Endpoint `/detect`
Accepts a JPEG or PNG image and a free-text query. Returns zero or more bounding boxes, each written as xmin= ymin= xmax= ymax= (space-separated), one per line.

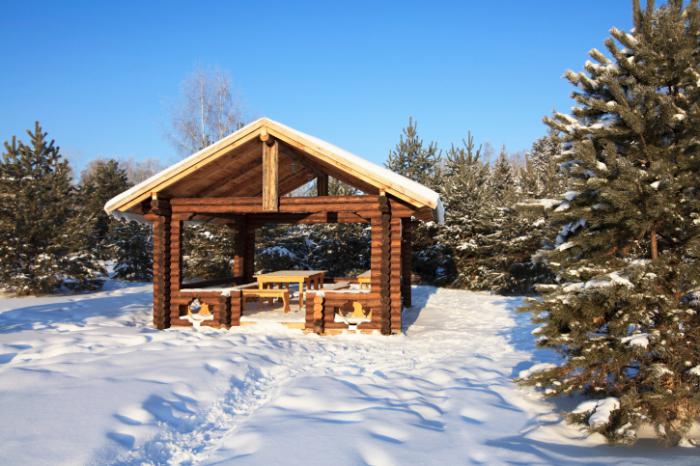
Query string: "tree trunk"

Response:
xmin=650 ymin=227 xmax=658 ymax=260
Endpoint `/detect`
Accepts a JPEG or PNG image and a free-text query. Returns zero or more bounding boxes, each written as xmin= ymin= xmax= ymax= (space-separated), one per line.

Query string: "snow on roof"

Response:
xmin=104 ymin=117 xmax=443 ymax=222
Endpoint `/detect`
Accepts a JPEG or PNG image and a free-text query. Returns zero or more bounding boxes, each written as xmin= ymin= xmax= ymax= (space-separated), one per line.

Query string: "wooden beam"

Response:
xmin=247 ymin=211 xmax=371 ymax=226
xmin=262 ymin=139 xmax=279 ymax=211
xmin=170 ymin=195 xmax=383 ymax=214
xmin=317 ymin=174 xmax=329 ymax=196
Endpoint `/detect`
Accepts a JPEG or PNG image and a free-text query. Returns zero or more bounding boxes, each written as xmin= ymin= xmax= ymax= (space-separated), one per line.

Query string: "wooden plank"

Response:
xmin=317 ymin=174 xmax=329 ymax=196
xmin=116 ymin=125 xmax=262 ymax=212
xmin=173 ymin=143 xmax=261 ymax=197
xmin=262 ymin=140 xmax=279 ymax=211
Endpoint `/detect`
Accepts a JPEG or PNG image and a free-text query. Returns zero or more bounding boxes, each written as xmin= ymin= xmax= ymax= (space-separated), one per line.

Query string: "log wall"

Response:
xmin=401 ymin=218 xmax=413 ymax=307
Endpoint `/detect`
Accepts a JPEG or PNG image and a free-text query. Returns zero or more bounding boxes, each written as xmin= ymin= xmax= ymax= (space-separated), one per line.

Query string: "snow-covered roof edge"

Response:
xmin=104 ymin=117 xmax=443 ymax=223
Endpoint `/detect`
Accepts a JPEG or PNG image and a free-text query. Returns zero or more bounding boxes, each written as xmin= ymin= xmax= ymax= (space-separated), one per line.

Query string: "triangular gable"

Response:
xmin=104 ymin=117 xmax=443 ymax=222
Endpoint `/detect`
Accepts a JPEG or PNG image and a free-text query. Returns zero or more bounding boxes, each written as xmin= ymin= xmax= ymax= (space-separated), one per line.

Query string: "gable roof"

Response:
xmin=104 ymin=117 xmax=443 ymax=222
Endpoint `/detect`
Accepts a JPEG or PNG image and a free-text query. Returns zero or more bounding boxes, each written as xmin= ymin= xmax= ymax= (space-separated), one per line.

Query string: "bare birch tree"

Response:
xmin=168 ymin=67 xmax=245 ymax=155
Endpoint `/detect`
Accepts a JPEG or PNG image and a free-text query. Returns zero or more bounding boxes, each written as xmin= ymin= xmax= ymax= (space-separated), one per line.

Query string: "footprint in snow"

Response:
xmin=459 ymin=406 xmax=490 ymax=424
xmin=107 ymin=431 xmax=135 ymax=449
xmin=114 ymin=405 xmax=153 ymax=426
xmin=0 ymin=352 xmax=17 ymax=364
xmin=365 ymin=422 xmax=410 ymax=444
xmin=357 ymin=443 xmax=395 ymax=466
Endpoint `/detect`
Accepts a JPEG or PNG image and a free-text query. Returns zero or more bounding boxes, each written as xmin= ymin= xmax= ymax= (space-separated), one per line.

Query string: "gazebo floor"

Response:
xmin=240 ymin=299 xmax=306 ymax=323
xmin=238 ymin=298 xmax=376 ymax=333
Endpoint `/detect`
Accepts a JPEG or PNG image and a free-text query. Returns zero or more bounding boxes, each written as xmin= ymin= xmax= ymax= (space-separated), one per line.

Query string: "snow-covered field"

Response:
xmin=0 ymin=283 xmax=697 ymax=466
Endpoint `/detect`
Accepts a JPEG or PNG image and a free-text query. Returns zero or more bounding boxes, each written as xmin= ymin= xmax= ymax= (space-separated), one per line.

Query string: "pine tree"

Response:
xmin=182 ymin=223 xmax=237 ymax=281
xmin=490 ymin=146 xmax=517 ymax=203
xmin=435 ymin=133 xmax=491 ymax=286
xmin=520 ymin=0 xmax=700 ymax=444
xmin=0 ymin=123 xmax=102 ymax=294
xmin=78 ymin=159 xmax=130 ymax=258
xmin=519 ymin=132 xmax=564 ymax=198
xmin=386 ymin=117 xmax=440 ymax=188
xmin=386 ymin=118 xmax=442 ymax=282
xmin=111 ymin=220 xmax=153 ymax=281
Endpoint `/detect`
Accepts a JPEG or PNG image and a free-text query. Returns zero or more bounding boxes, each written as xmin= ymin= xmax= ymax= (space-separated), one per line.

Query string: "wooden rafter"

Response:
xmin=262 ymin=138 xmax=279 ymax=211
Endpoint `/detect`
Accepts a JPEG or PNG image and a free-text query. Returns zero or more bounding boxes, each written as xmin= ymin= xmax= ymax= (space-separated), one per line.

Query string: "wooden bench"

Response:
xmin=242 ymin=288 xmax=290 ymax=313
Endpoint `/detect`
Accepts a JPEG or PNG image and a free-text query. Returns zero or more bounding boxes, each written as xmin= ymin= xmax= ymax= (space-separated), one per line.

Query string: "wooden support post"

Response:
xmin=231 ymin=290 xmax=242 ymax=326
xmin=262 ymin=138 xmax=279 ymax=211
xmin=317 ymin=173 xmax=329 ymax=196
xmin=367 ymin=195 xmax=392 ymax=335
xmin=390 ymin=217 xmax=402 ymax=333
xmin=218 ymin=295 xmax=231 ymax=328
xmin=243 ymin=222 xmax=256 ymax=281
xmin=170 ymin=218 xmax=182 ymax=295
xmin=305 ymin=292 xmax=324 ymax=334
xmin=149 ymin=199 xmax=172 ymax=330
xmin=232 ymin=217 xmax=245 ymax=279
xmin=401 ymin=218 xmax=412 ymax=307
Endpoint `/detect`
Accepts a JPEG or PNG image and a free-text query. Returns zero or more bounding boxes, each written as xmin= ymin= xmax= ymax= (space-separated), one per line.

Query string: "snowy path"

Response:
xmin=0 ymin=284 xmax=697 ymax=465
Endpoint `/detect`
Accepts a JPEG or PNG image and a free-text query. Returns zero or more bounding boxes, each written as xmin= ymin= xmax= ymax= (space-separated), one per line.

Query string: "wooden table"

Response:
xmin=357 ymin=270 xmax=371 ymax=289
xmin=254 ymin=270 xmax=326 ymax=311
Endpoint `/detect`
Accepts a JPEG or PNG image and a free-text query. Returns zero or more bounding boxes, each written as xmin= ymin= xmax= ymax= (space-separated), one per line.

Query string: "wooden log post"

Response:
xmin=231 ymin=290 xmax=242 ymax=326
xmin=170 ymin=218 xmax=182 ymax=296
xmin=366 ymin=195 xmax=392 ymax=335
xmin=231 ymin=217 xmax=245 ymax=279
xmin=243 ymin=221 xmax=256 ymax=282
xmin=390 ymin=217 xmax=402 ymax=333
xmin=148 ymin=198 xmax=172 ymax=330
xmin=219 ymin=295 xmax=232 ymax=328
xmin=401 ymin=218 xmax=412 ymax=307
xmin=317 ymin=173 xmax=329 ymax=196
xmin=305 ymin=292 xmax=325 ymax=334
xmin=262 ymin=135 xmax=279 ymax=212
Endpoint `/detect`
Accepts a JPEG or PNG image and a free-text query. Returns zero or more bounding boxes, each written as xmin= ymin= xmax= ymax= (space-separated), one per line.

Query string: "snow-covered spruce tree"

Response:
xmin=479 ymin=146 xmax=554 ymax=294
xmin=182 ymin=222 xmax=237 ymax=281
xmin=78 ymin=159 xmax=130 ymax=259
xmin=111 ymin=220 xmax=153 ymax=281
xmin=386 ymin=117 xmax=440 ymax=188
xmin=518 ymin=132 xmax=565 ymax=198
xmin=436 ymin=133 xmax=491 ymax=287
xmin=0 ymin=123 xmax=103 ymax=294
xmin=520 ymin=0 xmax=700 ymax=445
xmin=386 ymin=118 xmax=445 ymax=283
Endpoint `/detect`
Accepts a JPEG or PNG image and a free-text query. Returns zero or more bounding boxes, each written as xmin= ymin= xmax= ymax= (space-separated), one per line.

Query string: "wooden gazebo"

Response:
xmin=105 ymin=118 xmax=443 ymax=335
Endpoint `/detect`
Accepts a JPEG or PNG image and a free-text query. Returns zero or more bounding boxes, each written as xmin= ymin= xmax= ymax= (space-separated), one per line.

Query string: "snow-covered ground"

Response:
xmin=0 ymin=283 xmax=697 ymax=466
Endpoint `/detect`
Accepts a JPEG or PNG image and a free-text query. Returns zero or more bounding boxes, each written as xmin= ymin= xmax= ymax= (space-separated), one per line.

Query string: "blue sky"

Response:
xmin=0 ymin=1 xmax=633 ymax=172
